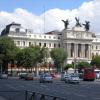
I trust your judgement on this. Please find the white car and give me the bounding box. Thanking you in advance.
[0,74,8,79]
[65,73,80,84]
[95,69,100,79]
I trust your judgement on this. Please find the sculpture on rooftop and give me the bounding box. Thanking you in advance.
[75,17,81,27]
[61,19,69,29]
[83,21,90,31]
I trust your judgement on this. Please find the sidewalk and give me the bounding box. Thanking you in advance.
[0,96,7,100]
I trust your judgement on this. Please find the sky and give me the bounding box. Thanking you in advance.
[0,0,100,34]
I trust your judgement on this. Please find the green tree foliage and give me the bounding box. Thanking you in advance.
[16,46,49,72]
[16,47,35,69]
[64,64,73,70]
[0,36,18,73]
[91,55,100,68]
[50,48,67,72]
[77,61,91,72]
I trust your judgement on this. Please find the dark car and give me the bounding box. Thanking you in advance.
[25,73,34,80]
[19,72,27,79]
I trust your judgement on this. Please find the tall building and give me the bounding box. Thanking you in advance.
[1,22,100,64]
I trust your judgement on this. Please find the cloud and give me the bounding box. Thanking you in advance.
[0,0,100,34]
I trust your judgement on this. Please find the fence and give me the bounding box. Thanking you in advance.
[0,90,67,100]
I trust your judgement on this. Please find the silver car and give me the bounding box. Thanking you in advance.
[65,73,80,84]
[0,74,8,79]
[39,74,53,83]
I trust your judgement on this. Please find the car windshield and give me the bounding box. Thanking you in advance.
[45,75,51,77]
[71,75,78,77]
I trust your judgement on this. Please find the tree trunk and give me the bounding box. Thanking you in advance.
[11,60,14,76]
[35,64,39,77]
[2,60,8,74]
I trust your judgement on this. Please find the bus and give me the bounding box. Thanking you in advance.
[83,68,96,81]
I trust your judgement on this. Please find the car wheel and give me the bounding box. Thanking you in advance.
[77,82,79,84]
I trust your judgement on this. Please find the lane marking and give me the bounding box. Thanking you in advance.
[5,84,19,90]
[74,93,87,98]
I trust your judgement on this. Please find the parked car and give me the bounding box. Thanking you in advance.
[65,73,80,84]
[50,73,56,79]
[95,69,100,79]
[25,73,34,80]
[19,72,27,79]
[0,74,8,79]
[39,74,53,83]
[61,73,69,81]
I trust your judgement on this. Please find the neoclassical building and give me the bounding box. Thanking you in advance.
[0,22,99,64]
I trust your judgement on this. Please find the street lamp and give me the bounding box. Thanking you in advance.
[74,57,77,73]
[0,64,2,74]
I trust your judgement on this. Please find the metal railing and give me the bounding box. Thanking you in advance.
[0,90,67,100]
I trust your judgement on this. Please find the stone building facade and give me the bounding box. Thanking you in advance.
[1,22,99,64]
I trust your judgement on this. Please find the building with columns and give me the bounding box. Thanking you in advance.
[0,22,100,64]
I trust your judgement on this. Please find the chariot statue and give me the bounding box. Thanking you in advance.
[61,19,69,29]
[75,17,81,27]
[83,21,90,31]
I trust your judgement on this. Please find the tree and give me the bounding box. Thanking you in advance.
[31,46,49,75]
[0,36,18,73]
[50,48,67,72]
[77,61,91,73]
[91,55,100,68]
[64,64,73,70]
[16,47,36,72]
[16,46,49,75]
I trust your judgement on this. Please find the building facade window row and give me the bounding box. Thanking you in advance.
[15,40,60,48]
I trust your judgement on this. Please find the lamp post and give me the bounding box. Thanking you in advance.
[74,57,77,73]
[0,64,2,74]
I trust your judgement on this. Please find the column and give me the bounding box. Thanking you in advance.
[88,44,91,59]
[82,44,85,58]
[67,43,71,57]
[75,43,78,58]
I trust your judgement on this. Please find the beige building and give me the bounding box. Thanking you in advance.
[1,22,99,64]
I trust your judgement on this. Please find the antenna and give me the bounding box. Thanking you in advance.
[43,5,45,34]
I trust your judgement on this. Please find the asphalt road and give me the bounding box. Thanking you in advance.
[0,77,100,100]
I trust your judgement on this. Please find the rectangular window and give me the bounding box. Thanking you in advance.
[49,36,51,39]
[71,43,74,57]
[17,41,20,45]
[58,44,60,48]
[29,42,31,46]
[54,43,56,48]
[23,41,25,46]
[44,43,46,47]
[15,28,20,33]
[78,44,81,57]
[49,43,51,47]
[39,43,41,47]
[96,46,98,49]
[85,44,88,57]
[44,36,46,38]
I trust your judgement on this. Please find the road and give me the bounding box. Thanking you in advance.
[0,77,100,100]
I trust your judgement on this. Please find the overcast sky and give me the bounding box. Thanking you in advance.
[0,0,100,34]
